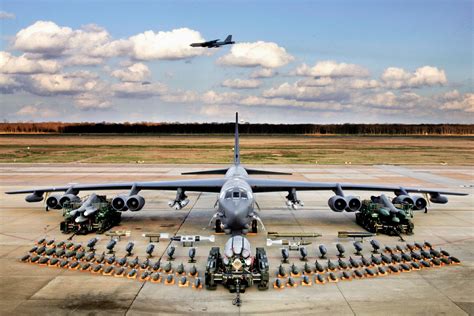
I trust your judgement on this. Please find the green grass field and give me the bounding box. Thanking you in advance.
[0,134,473,165]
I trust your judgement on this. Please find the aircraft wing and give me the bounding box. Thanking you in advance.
[5,178,227,195]
[246,178,468,196]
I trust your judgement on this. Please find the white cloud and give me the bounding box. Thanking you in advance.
[0,52,60,74]
[263,82,350,102]
[111,63,151,82]
[440,93,474,112]
[293,61,370,78]
[0,11,15,19]
[222,78,261,89]
[381,66,447,89]
[16,104,58,118]
[128,28,208,60]
[250,68,276,78]
[0,73,21,93]
[112,81,168,99]
[359,91,421,109]
[218,41,294,68]
[201,90,242,104]
[27,71,102,96]
[74,93,112,110]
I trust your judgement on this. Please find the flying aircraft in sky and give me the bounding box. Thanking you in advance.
[5,113,467,234]
[190,35,235,48]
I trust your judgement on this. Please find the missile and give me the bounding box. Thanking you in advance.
[75,215,88,223]
[319,245,327,259]
[266,239,312,247]
[159,233,215,244]
[87,238,98,251]
[353,241,363,255]
[70,194,100,217]
[145,244,155,257]
[336,243,345,258]
[125,242,135,256]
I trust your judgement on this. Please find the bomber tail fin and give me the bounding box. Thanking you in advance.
[225,35,232,43]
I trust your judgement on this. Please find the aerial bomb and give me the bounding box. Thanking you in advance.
[140,258,150,270]
[152,260,161,272]
[37,238,46,245]
[106,239,117,253]
[278,265,287,277]
[388,265,399,273]
[378,266,388,276]
[315,274,326,284]
[127,269,138,279]
[140,271,151,281]
[315,260,325,273]
[361,255,371,267]
[365,268,377,277]
[106,254,116,265]
[353,269,364,278]
[410,251,422,261]
[338,258,348,270]
[406,243,415,251]
[401,252,412,262]
[414,242,424,250]
[420,260,431,268]
[353,241,363,255]
[96,252,105,263]
[115,267,125,277]
[370,240,381,253]
[73,244,82,251]
[400,263,411,272]
[151,272,161,283]
[188,248,196,263]
[46,239,55,247]
[349,257,360,268]
[69,261,80,270]
[327,259,337,271]
[395,245,404,253]
[431,258,441,266]
[29,246,38,253]
[420,250,431,259]
[430,249,441,258]
[328,272,338,282]
[117,256,127,267]
[176,263,185,275]
[287,277,297,287]
[87,238,98,251]
[103,265,114,275]
[391,253,402,263]
[336,243,345,258]
[146,244,155,257]
[36,246,46,255]
[410,262,421,270]
[440,257,451,265]
[81,262,91,271]
[299,247,308,261]
[319,245,328,259]
[281,248,289,263]
[65,242,74,249]
[342,271,352,280]
[75,251,85,261]
[85,252,95,262]
[290,263,300,276]
[55,248,65,257]
[302,275,311,286]
[424,241,433,249]
[193,277,202,289]
[125,242,135,256]
[440,249,450,257]
[21,254,30,262]
[384,246,394,254]
[371,254,382,265]
[304,263,312,274]
[167,246,176,260]
[164,262,172,273]
[49,257,59,266]
[128,256,139,268]
[38,257,49,265]
[165,274,174,285]
[59,259,69,268]
[45,248,55,256]
[189,265,198,277]
[56,241,65,248]
[274,278,284,289]
[92,264,103,273]
[29,255,40,263]
[179,276,188,287]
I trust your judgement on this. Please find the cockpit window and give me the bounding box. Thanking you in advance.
[241,191,248,199]
[225,191,232,199]
[233,191,240,199]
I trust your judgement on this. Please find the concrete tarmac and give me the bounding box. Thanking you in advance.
[0,163,473,315]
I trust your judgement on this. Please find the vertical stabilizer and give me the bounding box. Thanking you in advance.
[234,112,240,165]
[225,35,232,43]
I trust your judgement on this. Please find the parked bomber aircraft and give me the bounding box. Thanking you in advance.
[6,113,468,234]
[190,35,235,48]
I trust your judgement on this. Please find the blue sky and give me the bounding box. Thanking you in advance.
[0,0,472,123]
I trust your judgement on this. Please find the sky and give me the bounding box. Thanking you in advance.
[0,0,472,123]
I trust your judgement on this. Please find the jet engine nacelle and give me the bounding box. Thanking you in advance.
[25,192,43,203]
[59,194,81,208]
[393,194,427,210]
[328,195,347,212]
[345,196,362,212]
[112,195,129,211]
[126,195,145,212]
[429,193,448,204]
[392,194,414,206]
[46,195,62,209]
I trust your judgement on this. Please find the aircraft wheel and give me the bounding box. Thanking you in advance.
[215,219,223,233]
[251,219,258,233]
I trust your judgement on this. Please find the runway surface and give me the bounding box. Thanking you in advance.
[0,163,473,315]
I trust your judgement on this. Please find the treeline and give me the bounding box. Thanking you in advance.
[1,122,473,135]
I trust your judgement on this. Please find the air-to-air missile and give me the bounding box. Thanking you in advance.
[440,249,450,257]
[37,238,46,245]
[361,255,371,267]
[96,252,105,264]
[365,267,377,277]
[127,269,138,279]
[328,272,338,282]
[75,251,85,261]
[315,274,326,284]
[85,252,95,262]
[55,248,65,258]
[49,257,59,267]
[146,244,155,258]
[370,240,381,253]
[300,247,308,261]
[103,265,114,276]
[410,262,421,270]
[176,263,185,275]
[56,241,65,248]
[125,242,135,256]
[287,277,297,287]
[315,260,325,273]
[431,258,441,267]
[92,264,103,273]
[338,258,348,270]
[304,263,312,274]
[69,261,80,270]
[327,259,337,271]
[424,241,433,249]
[290,263,300,276]
[140,271,151,281]
[301,275,311,286]
[167,246,176,261]
[165,274,174,285]
[274,278,284,289]
[106,239,117,253]
[353,269,364,279]
[151,272,161,283]
[371,254,382,266]
[59,259,69,268]
[400,263,411,272]
[38,257,49,265]
[378,266,388,276]
[179,276,189,287]
[391,253,402,263]
[341,271,352,281]
[440,257,451,265]
[353,241,363,256]
[281,248,290,263]
[164,262,173,273]
[420,260,431,268]
[29,246,38,253]
[128,256,139,269]
[278,264,287,277]
[81,262,91,271]
[388,264,399,274]
[336,243,346,258]
[36,246,46,255]
[319,245,328,259]
[21,254,31,262]
[420,249,431,259]
[106,254,116,265]
[87,238,99,252]
[152,260,161,272]
[189,265,198,277]
[193,278,202,289]
[430,249,441,258]
[115,267,126,277]
[414,242,424,250]
[410,251,422,261]
[188,248,196,263]
[45,248,55,256]
[117,256,127,267]
[349,257,360,268]
[401,252,412,262]
[140,258,150,270]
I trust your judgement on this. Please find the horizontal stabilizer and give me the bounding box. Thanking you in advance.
[245,168,292,175]
[181,168,229,175]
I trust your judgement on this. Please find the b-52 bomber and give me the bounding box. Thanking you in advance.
[5,113,467,235]
[190,35,235,48]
